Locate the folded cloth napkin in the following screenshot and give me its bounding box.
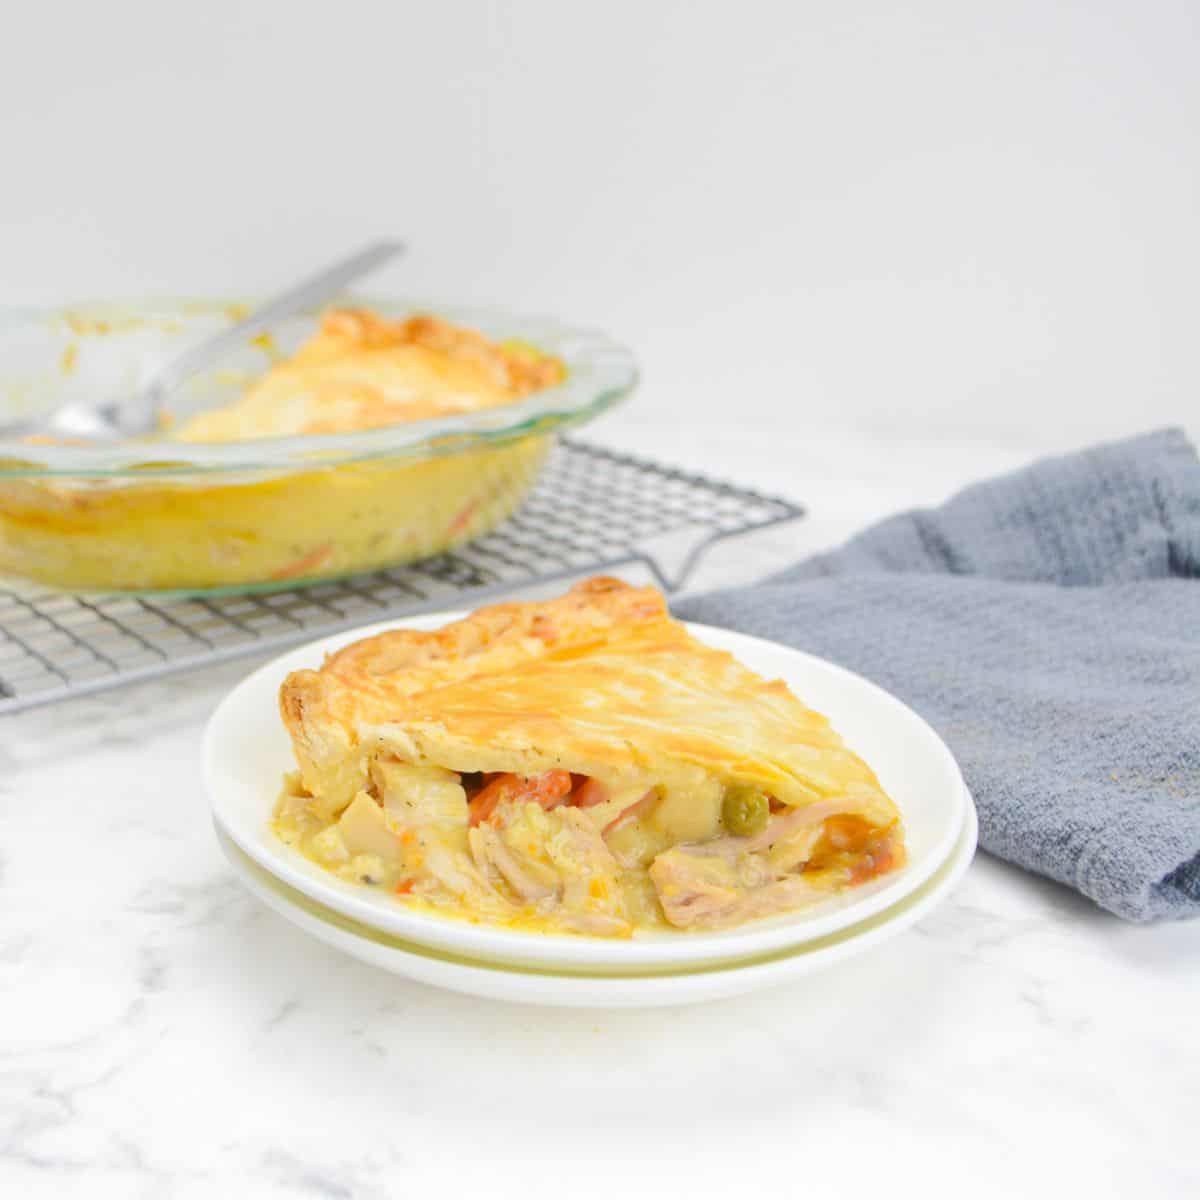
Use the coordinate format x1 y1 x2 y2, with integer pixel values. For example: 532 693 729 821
674 428 1200 922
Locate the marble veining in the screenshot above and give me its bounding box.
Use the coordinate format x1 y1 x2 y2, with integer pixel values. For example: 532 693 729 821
1 423 1197 1199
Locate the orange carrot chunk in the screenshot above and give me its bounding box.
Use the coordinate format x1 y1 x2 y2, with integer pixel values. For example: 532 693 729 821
571 777 610 808
468 770 573 827
269 541 333 581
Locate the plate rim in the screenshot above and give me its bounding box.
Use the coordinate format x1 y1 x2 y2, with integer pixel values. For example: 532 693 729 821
206 611 968 970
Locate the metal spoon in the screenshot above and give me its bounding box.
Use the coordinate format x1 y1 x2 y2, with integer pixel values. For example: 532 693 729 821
2 239 405 442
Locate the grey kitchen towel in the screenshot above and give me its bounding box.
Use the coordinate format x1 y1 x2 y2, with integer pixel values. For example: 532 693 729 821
674 428 1200 922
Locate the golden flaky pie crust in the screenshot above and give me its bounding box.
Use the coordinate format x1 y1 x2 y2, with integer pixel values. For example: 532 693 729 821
279 577 902 832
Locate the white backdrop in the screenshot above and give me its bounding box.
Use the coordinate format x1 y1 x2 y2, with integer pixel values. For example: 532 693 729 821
1 0 1196 453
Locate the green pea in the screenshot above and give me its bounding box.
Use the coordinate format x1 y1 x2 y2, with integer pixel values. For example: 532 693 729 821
722 785 770 836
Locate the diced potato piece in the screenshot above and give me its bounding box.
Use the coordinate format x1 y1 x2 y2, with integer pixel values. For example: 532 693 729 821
605 820 673 869
310 824 350 865
348 854 387 885
583 783 657 831
373 761 468 828
338 791 404 861
651 778 722 842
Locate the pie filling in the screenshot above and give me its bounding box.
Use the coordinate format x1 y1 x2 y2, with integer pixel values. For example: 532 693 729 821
273 760 905 936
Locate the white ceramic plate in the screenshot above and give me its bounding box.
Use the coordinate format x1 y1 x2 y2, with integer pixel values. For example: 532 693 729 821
217 792 978 1007
206 614 968 971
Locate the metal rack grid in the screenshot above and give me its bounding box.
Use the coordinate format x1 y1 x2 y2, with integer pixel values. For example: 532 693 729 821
0 440 803 715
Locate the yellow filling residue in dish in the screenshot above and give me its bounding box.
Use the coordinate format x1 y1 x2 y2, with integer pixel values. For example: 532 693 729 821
0 439 549 592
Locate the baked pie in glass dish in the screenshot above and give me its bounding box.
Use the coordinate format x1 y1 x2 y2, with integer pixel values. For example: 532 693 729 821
0 302 635 593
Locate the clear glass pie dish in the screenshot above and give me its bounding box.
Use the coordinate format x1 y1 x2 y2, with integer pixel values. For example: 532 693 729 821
0 300 637 594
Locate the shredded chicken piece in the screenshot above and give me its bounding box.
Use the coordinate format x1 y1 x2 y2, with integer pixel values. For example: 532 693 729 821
648 800 861 929
649 847 826 929
546 809 629 932
648 851 741 925
423 842 501 902
468 823 559 902
464 803 631 932
743 800 845 852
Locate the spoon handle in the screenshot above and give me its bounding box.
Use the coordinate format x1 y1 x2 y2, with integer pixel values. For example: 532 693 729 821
140 239 405 406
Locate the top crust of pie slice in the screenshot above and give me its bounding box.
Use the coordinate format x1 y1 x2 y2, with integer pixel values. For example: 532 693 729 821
279 577 897 828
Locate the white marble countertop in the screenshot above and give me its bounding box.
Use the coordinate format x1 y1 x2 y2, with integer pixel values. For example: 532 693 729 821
2 419 1197 1199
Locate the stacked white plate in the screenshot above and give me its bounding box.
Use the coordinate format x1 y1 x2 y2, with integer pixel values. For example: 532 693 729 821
206 617 977 1007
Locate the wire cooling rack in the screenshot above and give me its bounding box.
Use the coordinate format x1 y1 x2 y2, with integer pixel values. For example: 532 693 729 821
0 440 803 715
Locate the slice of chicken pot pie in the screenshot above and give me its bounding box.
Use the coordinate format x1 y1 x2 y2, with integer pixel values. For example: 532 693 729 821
274 577 905 936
